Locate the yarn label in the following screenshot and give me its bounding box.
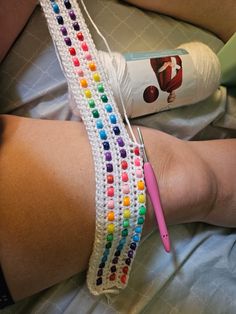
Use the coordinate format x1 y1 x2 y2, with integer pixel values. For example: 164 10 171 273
124 49 196 118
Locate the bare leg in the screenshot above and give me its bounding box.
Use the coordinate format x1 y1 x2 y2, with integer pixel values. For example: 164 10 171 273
124 0 236 42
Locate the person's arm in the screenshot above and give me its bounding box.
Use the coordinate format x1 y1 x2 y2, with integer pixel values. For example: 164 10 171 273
124 0 236 42
0 114 235 301
0 0 37 63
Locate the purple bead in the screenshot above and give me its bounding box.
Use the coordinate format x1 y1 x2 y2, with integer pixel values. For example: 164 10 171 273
105 152 112 161
117 137 124 147
130 242 137 250
120 149 127 158
125 258 131 265
128 250 134 258
73 22 80 31
96 277 102 286
64 37 72 46
106 163 113 173
69 10 76 20
97 269 103 277
60 27 67 36
111 265 116 273
112 257 118 264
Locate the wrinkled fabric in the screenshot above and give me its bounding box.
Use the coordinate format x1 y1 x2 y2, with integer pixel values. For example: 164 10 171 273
1 1 236 313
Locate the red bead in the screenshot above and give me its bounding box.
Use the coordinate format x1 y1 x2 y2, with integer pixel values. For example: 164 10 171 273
81 42 88 51
122 266 129 274
121 160 128 170
77 32 84 41
107 175 114 184
69 47 76 56
134 147 140 156
73 57 80 66
107 187 114 197
109 273 116 281
122 172 128 182
121 274 127 284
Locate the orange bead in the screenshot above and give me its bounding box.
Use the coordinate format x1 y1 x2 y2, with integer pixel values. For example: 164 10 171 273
137 180 145 190
107 211 115 221
88 62 96 71
123 196 130 206
80 79 88 88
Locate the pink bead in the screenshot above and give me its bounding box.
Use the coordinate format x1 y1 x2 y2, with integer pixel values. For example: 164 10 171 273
85 53 92 61
81 42 88 51
122 172 128 182
134 158 141 167
122 184 130 194
77 70 84 77
136 170 143 178
108 200 114 209
73 57 80 66
107 187 114 197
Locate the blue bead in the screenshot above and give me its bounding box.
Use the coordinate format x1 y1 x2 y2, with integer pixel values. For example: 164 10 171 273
52 3 60 14
104 248 110 256
119 238 126 245
99 130 107 140
113 126 120 135
96 120 103 129
103 142 110 150
135 226 142 233
105 104 112 113
101 255 107 263
64 0 71 9
56 16 64 25
133 234 140 242
117 244 123 251
110 114 117 124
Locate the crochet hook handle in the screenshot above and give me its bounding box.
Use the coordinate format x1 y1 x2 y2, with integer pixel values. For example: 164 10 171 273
144 162 171 253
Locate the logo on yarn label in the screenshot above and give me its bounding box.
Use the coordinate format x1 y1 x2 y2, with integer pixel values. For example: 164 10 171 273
125 50 196 118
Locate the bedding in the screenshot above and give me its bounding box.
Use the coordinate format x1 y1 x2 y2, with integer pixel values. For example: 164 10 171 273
0 1 236 313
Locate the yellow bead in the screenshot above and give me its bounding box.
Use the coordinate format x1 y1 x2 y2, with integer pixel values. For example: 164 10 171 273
89 62 96 71
93 73 100 82
84 89 92 98
80 79 88 88
123 209 131 219
137 180 145 190
107 211 115 221
123 196 130 207
107 223 115 233
138 194 145 203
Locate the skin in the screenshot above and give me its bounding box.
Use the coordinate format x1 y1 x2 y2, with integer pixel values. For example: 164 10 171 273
124 0 236 42
0 115 236 301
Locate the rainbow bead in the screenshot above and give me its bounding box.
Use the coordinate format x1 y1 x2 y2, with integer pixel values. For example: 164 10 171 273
107 211 115 221
80 79 88 88
138 194 145 203
84 90 92 98
107 224 115 233
123 209 131 219
93 73 100 82
123 196 130 206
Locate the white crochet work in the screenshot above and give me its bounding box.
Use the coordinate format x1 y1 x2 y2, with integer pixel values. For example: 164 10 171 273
40 0 147 295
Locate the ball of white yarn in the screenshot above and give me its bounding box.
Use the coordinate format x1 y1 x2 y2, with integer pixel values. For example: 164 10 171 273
98 42 221 118
178 42 221 103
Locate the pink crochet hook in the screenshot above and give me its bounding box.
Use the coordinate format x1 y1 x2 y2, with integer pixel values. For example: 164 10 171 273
137 128 171 253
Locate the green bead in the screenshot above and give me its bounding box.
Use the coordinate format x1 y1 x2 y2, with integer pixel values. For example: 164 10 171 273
123 219 129 228
138 217 144 225
88 99 95 108
139 206 146 216
97 83 104 93
92 109 99 118
101 94 108 103
122 229 128 237
107 234 113 242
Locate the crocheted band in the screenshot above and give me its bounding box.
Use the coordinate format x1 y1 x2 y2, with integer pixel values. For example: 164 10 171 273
40 0 147 295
